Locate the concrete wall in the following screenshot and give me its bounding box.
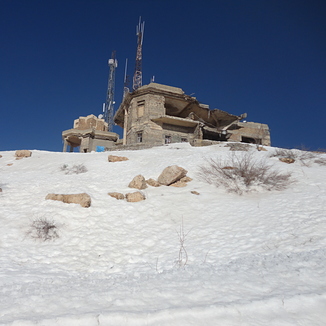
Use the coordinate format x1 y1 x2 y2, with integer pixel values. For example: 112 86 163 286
228 122 271 146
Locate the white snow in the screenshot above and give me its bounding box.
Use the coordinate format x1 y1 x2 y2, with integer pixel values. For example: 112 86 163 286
1 143 325 325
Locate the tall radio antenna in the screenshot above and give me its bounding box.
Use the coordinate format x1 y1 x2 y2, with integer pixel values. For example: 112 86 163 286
103 51 118 131
123 58 130 99
133 17 145 91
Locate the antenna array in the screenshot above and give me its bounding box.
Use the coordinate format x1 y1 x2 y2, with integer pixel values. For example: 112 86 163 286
103 51 118 132
133 17 145 91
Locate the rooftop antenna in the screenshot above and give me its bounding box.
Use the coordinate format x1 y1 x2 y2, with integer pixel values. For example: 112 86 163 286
133 17 145 91
103 51 118 132
123 58 130 99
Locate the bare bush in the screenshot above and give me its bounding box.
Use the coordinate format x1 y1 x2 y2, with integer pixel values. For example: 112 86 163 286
315 158 326 166
199 152 292 195
176 217 190 268
27 218 59 241
60 163 87 174
270 148 316 167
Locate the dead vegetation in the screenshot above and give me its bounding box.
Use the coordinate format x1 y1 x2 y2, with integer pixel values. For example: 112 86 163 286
199 152 293 195
60 163 88 174
270 148 316 167
26 218 59 241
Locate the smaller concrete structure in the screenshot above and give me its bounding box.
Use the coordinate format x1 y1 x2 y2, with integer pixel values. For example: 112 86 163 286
62 114 119 152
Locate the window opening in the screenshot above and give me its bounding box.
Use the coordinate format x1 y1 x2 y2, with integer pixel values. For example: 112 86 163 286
137 132 143 143
165 135 171 144
137 100 145 117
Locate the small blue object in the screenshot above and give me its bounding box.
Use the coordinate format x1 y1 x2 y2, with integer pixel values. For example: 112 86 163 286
96 146 105 152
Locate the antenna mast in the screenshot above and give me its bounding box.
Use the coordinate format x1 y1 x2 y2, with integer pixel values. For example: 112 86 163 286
103 51 118 132
123 58 130 99
133 17 145 91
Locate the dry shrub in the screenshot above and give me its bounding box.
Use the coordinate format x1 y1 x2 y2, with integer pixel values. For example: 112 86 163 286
315 158 326 166
60 163 87 174
199 152 292 195
27 218 59 241
270 148 316 167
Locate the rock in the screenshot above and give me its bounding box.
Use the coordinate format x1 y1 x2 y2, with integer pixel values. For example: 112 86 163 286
157 165 188 186
191 191 200 195
108 192 125 200
0 188 2 193
108 155 129 162
170 180 187 187
279 157 295 164
45 193 91 208
0 155 2 158
128 175 147 190
15 150 32 158
7 163 13 166
125 191 146 202
180 176 192 183
146 178 160 187
225 143 251 151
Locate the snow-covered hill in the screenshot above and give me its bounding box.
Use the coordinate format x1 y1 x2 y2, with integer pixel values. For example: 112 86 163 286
1 143 325 325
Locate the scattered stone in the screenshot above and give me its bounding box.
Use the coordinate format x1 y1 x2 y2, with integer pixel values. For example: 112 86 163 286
125 191 146 202
15 150 32 158
279 157 295 164
45 193 91 208
225 143 251 151
108 155 129 162
170 180 187 187
180 176 192 183
222 166 236 170
0 188 2 193
128 174 147 190
257 146 268 151
146 178 160 187
157 165 188 186
108 192 125 200
7 163 13 166
191 191 200 195
0 155 2 158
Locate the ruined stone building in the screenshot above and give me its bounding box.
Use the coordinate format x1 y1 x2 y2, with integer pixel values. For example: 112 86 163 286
62 83 270 152
114 83 270 149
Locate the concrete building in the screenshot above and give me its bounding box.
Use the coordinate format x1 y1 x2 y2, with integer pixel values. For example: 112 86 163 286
62 83 270 152
113 83 270 149
62 114 119 152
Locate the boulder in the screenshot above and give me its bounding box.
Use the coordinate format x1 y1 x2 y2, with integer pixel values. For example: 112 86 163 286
157 165 188 186
191 191 200 195
15 150 32 158
45 193 91 208
180 176 192 183
279 157 295 164
146 178 160 187
125 191 146 202
108 192 125 200
128 175 147 190
170 180 187 187
108 155 129 162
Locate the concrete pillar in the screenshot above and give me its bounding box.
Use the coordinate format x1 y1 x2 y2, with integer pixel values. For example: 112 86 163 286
123 108 128 145
63 138 68 152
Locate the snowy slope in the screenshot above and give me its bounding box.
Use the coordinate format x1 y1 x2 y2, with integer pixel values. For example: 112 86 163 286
0 143 325 325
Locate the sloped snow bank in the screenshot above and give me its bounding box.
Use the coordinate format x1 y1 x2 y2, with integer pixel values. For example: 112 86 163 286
1 144 325 325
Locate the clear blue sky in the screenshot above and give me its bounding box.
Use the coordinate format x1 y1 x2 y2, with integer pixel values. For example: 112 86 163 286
1 0 325 151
